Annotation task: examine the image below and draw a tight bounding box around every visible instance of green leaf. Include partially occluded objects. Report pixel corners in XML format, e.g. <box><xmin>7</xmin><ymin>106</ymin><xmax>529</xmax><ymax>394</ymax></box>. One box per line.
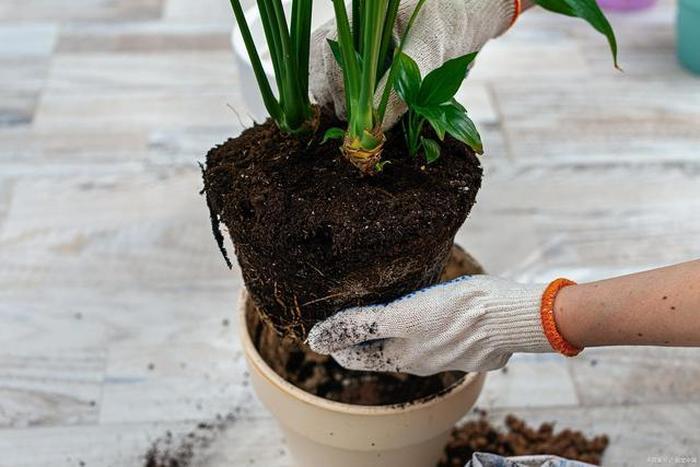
<box><xmin>442</xmin><ymin>103</ymin><xmax>483</xmax><ymax>154</ymax></box>
<box><xmin>322</xmin><ymin>127</ymin><xmax>345</xmax><ymax>144</ymax></box>
<box><xmin>413</xmin><ymin>105</ymin><xmax>447</xmax><ymax>140</ymax></box>
<box><xmin>377</xmin><ymin>0</ymin><xmax>428</xmax><ymax>123</ymax></box>
<box><xmin>533</xmin><ymin>0</ymin><xmax>618</xmax><ymax>68</ymax></box>
<box><xmin>417</xmin><ymin>52</ymin><xmax>477</xmax><ymax>106</ymax></box>
<box><xmin>328</xmin><ymin>39</ymin><xmax>343</xmax><ymax>67</ymax></box>
<box><xmin>229</xmin><ymin>0</ymin><xmax>282</xmax><ymax>124</ymax></box>
<box><xmin>421</xmin><ymin>137</ymin><xmax>441</xmax><ymax>164</ymax></box>
<box><xmin>394</xmin><ymin>53</ymin><xmax>422</xmax><ymax>105</ymax></box>
<box><xmin>328</xmin><ymin>38</ymin><xmax>364</xmax><ymax>70</ymax></box>
<box><xmin>378</xmin><ymin>0</ymin><xmax>400</xmax><ymax>80</ymax></box>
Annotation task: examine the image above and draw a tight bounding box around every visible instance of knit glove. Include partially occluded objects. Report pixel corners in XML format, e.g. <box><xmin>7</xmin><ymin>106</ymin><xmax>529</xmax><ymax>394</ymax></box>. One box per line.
<box><xmin>307</xmin><ymin>276</ymin><xmax>569</xmax><ymax>376</ymax></box>
<box><xmin>309</xmin><ymin>0</ymin><xmax>520</xmax><ymax>129</ymax></box>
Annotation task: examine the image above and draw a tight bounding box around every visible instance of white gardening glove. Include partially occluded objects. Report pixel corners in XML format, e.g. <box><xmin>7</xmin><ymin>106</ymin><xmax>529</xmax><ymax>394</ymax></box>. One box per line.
<box><xmin>309</xmin><ymin>0</ymin><xmax>519</xmax><ymax>129</ymax></box>
<box><xmin>307</xmin><ymin>275</ymin><xmax>556</xmax><ymax>376</ymax></box>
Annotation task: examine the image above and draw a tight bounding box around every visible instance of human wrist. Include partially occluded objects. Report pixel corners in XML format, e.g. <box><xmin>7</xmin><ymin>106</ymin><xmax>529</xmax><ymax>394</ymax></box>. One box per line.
<box><xmin>552</xmin><ymin>284</ymin><xmax>587</xmax><ymax>349</ymax></box>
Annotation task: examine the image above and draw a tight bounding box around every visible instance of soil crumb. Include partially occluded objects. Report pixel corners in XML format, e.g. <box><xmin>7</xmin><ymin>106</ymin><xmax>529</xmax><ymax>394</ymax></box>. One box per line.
<box><xmin>144</xmin><ymin>414</ymin><xmax>236</xmax><ymax>467</ymax></box>
<box><xmin>437</xmin><ymin>413</ymin><xmax>609</xmax><ymax>466</ymax></box>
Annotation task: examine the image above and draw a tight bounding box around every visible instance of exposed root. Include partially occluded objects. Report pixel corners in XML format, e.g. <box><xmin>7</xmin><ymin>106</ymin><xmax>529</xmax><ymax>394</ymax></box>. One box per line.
<box><xmin>199</xmin><ymin>162</ymin><xmax>232</xmax><ymax>269</ymax></box>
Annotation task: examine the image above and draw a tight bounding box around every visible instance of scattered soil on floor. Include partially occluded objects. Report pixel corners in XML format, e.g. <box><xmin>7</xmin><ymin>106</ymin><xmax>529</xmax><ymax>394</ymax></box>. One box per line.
<box><xmin>437</xmin><ymin>412</ymin><xmax>610</xmax><ymax>466</ymax></box>
<box><xmin>203</xmin><ymin>107</ymin><xmax>482</xmax><ymax>340</ymax></box>
<box><xmin>247</xmin><ymin>246</ymin><xmax>481</xmax><ymax>405</ymax></box>
<box><xmin>144</xmin><ymin>413</ymin><xmax>236</xmax><ymax>467</ymax></box>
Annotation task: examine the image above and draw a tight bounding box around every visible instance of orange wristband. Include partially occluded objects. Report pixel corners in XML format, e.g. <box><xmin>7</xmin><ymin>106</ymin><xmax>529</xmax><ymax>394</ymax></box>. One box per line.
<box><xmin>540</xmin><ymin>278</ymin><xmax>582</xmax><ymax>357</ymax></box>
<box><xmin>508</xmin><ymin>0</ymin><xmax>522</xmax><ymax>28</ymax></box>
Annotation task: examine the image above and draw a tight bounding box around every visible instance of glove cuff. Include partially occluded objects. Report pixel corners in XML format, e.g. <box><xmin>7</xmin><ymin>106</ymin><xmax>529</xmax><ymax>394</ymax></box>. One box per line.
<box><xmin>478</xmin><ymin>282</ymin><xmax>555</xmax><ymax>354</ymax></box>
<box><xmin>540</xmin><ymin>278</ymin><xmax>583</xmax><ymax>356</ymax></box>
<box><xmin>479</xmin><ymin>279</ymin><xmax>583</xmax><ymax>357</ymax></box>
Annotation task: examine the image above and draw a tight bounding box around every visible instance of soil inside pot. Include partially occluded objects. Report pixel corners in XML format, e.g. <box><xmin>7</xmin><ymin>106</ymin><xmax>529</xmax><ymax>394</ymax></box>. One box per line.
<box><xmin>246</xmin><ymin>246</ymin><xmax>481</xmax><ymax>406</ymax></box>
<box><xmin>204</xmin><ymin>108</ymin><xmax>482</xmax><ymax>340</ymax></box>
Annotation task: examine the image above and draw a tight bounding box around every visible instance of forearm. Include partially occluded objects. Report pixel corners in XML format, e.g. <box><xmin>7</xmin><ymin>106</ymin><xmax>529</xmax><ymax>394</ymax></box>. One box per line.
<box><xmin>554</xmin><ymin>260</ymin><xmax>700</xmax><ymax>348</ymax></box>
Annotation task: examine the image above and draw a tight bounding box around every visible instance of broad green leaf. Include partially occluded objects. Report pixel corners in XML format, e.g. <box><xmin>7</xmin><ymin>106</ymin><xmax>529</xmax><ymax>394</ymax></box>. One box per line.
<box><xmin>534</xmin><ymin>0</ymin><xmax>618</xmax><ymax>68</ymax></box>
<box><xmin>443</xmin><ymin>103</ymin><xmax>483</xmax><ymax>154</ymax></box>
<box><xmin>422</xmin><ymin>137</ymin><xmax>441</xmax><ymax>164</ymax></box>
<box><xmin>394</xmin><ymin>53</ymin><xmax>422</xmax><ymax>105</ymax></box>
<box><xmin>322</xmin><ymin>127</ymin><xmax>345</xmax><ymax>144</ymax></box>
<box><xmin>450</xmin><ymin>98</ymin><xmax>467</xmax><ymax>113</ymax></box>
<box><xmin>413</xmin><ymin>105</ymin><xmax>447</xmax><ymax>140</ymax></box>
<box><xmin>417</xmin><ymin>52</ymin><xmax>477</xmax><ymax>106</ymax></box>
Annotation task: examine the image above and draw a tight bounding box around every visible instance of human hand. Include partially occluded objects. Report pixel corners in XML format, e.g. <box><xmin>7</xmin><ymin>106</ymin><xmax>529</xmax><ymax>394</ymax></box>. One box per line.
<box><xmin>307</xmin><ymin>275</ymin><xmax>562</xmax><ymax>376</ymax></box>
<box><xmin>309</xmin><ymin>0</ymin><xmax>520</xmax><ymax>130</ymax></box>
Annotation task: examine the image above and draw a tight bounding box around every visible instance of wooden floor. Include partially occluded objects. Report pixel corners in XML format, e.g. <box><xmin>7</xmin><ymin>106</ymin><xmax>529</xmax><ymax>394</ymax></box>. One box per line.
<box><xmin>1</xmin><ymin>1</ymin><xmax>699</xmax><ymax>466</ymax></box>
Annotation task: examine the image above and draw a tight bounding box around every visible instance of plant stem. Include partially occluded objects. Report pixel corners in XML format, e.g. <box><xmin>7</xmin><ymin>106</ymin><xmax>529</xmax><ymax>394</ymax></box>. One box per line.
<box><xmin>378</xmin><ymin>0</ymin><xmax>400</xmax><ymax>82</ymax></box>
<box><xmin>378</xmin><ymin>0</ymin><xmax>427</xmax><ymax>124</ymax></box>
<box><xmin>354</xmin><ymin>0</ymin><xmax>386</xmax><ymax>140</ymax></box>
<box><xmin>291</xmin><ymin>0</ymin><xmax>312</xmax><ymax>97</ymax></box>
<box><xmin>332</xmin><ymin>0</ymin><xmax>361</xmax><ymax>116</ymax></box>
<box><xmin>230</xmin><ymin>0</ymin><xmax>282</xmax><ymax>123</ymax></box>
<box><xmin>352</xmin><ymin>0</ymin><xmax>363</xmax><ymax>54</ymax></box>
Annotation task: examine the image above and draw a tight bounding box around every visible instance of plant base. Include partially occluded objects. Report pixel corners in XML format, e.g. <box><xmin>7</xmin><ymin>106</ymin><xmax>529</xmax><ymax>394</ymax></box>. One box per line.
<box><xmin>204</xmin><ymin>109</ymin><xmax>482</xmax><ymax>340</ymax></box>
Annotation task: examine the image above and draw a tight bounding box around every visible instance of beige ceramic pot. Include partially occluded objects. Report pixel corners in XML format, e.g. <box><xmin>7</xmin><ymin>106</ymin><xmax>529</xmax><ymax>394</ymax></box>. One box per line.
<box><xmin>239</xmin><ymin>290</ymin><xmax>486</xmax><ymax>467</ymax></box>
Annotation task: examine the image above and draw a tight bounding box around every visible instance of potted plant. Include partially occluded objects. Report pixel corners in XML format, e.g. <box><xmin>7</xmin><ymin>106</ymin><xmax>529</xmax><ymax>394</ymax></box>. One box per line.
<box><xmin>202</xmin><ymin>1</ymin><xmax>617</xmax><ymax>465</ymax></box>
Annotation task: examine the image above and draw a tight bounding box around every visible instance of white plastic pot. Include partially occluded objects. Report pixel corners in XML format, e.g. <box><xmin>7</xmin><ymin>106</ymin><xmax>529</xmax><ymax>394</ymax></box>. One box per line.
<box><xmin>239</xmin><ymin>290</ymin><xmax>486</xmax><ymax>467</ymax></box>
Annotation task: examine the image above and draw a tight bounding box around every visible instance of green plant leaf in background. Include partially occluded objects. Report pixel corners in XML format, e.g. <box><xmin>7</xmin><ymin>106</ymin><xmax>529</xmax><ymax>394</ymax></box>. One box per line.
<box><xmin>417</xmin><ymin>52</ymin><xmax>477</xmax><ymax>106</ymax></box>
<box><xmin>533</xmin><ymin>0</ymin><xmax>619</xmax><ymax>68</ymax></box>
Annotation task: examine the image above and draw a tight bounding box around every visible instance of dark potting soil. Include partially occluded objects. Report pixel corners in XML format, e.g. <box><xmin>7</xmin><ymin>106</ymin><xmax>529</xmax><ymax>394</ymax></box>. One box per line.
<box><xmin>437</xmin><ymin>412</ymin><xmax>610</xmax><ymax>466</ymax></box>
<box><xmin>203</xmin><ymin>108</ymin><xmax>482</xmax><ymax>340</ymax></box>
<box><xmin>246</xmin><ymin>246</ymin><xmax>480</xmax><ymax>406</ymax></box>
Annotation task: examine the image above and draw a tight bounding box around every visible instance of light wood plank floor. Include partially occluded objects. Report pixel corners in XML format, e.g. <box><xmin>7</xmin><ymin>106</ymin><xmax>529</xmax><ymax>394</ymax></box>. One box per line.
<box><xmin>1</xmin><ymin>1</ymin><xmax>699</xmax><ymax>466</ymax></box>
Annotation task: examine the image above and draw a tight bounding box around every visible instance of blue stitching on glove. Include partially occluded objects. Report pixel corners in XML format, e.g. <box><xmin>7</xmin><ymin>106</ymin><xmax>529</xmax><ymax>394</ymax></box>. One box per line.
<box><xmin>378</xmin><ymin>275</ymin><xmax>475</xmax><ymax>307</ymax></box>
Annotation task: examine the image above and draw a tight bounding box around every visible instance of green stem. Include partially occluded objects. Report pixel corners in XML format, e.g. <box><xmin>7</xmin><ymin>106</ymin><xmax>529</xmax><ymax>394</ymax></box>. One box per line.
<box><xmin>257</xmin><ymin>0</ymin><xmax>285</xmax><ymax>100</ymax></box>
<box><xmin>269</xmin><ymin>0</ymin><xmax>306</xmax><ymax>129</ymax></box>
<box><xmin>352</xmin><ymin>0</ymin><xmax>363</xmax><ymax>54</ymax></box>
<box><xmin>229</xmin><ymin>0</ymin><xmax>282</xmax><ymax>123</ymax></box>
<box><xmin>405</xmin><ymin>111</ymin><xmax>424</xmax><ymax>156</ymax></box>
<box><xmin>332</xmin><ymin>0</ymin><xmax>361</xmax><ymax>119</ymax></box>
<box><xmin>378</xmin><ymin>0</ymin><xmax>400</xmax><ymax>83</ymax></box>
<box><xmin>354</xmin><ymin>0</ymin><xmax>386</xmax><ymax>139</ymax></box>
<box><xmin>291</xmin><ymin>0</ymin><xmax>313</xmax><ymax>98</ymax></box>
<box><xmin>377</xmin><ymin>0</ymin><xmax>427</xmax><ymax>124</ymax></box>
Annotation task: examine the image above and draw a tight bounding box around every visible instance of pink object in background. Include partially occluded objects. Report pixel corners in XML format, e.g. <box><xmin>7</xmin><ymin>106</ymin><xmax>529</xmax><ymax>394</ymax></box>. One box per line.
<box><xmin>598</xmin><ymin>0</ymin><xmax>657</xmax><ymax>11</ymax></box>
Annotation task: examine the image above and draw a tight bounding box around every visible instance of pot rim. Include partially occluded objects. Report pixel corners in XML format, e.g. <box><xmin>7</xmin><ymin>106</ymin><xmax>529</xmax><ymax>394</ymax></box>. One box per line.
<box><xmin>239</xmin><ymin>289</ymin><xmax>482</xmax><ymax>416</ymax></box>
